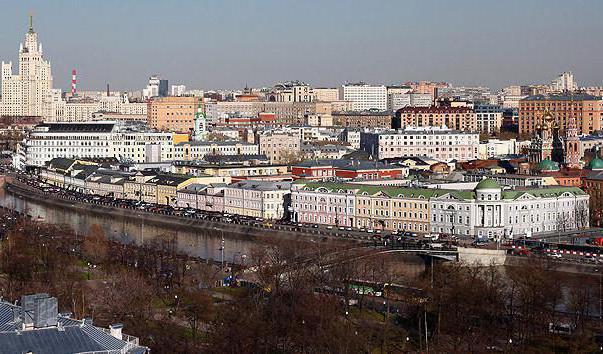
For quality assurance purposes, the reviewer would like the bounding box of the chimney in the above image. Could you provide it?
[106,83,110,97]
[110,323,123,340]
[71,69,77,97]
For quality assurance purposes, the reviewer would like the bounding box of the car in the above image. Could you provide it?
[391,230,399,235]
[312,224,319,228]
[297,223,303,227]
[375,230,382,234]
[585,256,598,263]
[326,226,333,230]
[547,253,562,259]
[366,229,374,233]
[346,227,352,231]
[338,227,345,230]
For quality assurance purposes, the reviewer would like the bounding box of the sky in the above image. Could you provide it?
[0,0,602,92]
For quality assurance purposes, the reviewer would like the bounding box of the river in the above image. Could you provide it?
[0,187,260,262]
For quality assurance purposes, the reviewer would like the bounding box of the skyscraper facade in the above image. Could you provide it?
[1,16,54,118]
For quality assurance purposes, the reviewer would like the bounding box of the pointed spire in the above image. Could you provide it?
[28,13,34,33]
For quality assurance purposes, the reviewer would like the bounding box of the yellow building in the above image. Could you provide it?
[354,187,431,232]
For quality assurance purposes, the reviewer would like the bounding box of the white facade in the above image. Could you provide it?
[1,19,54,118]
[223,180,291,219]
[171,85,187,96]
[388,92,433,111]
[174,141,259,161]
[430,182,589,239]
[475,105,503,133]
[550,72,577,92]
[478,139,517,159]
[361,126,479,161]
[15,121,175,169]
[340,83,387,111]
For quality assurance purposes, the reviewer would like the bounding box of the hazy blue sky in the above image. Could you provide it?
[1,0,602,91]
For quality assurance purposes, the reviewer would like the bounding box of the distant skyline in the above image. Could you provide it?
[1,0,602,92]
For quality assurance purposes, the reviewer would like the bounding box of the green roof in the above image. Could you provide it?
[295,181,474,200]
[589,157,603,170]
[475,178,501,190]
[536,159,560,172]
[295,181,586,202]
[502,186,586,200]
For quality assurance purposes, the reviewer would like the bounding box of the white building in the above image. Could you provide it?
[340,83,387,111]
[430,179,589,239]
[474,104,503,133]
[478,139,517,159]
[14,121,175,169]
[171,85,187,96]
[270,81,314,102]
[1,17,54,118]
[360,126,479,161]
[223,180,291,219]
[550,72,577,92]
[174,141,259,161]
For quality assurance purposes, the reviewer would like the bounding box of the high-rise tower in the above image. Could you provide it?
[0,15,54,118]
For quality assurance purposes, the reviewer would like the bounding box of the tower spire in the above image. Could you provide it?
[28,13,34,33]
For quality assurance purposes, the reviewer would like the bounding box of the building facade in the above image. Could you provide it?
[518,94,603,136]
[360,127,479,161]
[340,83,387,111]
[474,104,503,133]
[1,17,54,118]
[332,111,392,129]
[394,106,477,131]
[258,131,301,164]
[148,96,200,132]
[430,179,589,239]
[223,180,291,219]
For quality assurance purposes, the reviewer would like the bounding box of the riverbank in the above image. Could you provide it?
[5,180,354,246]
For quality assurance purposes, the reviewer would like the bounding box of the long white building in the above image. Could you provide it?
[360,126,479,161]
[430,179,589,239]
[14,121,175,169]
[1,17,54,118]
[340,83,387,111]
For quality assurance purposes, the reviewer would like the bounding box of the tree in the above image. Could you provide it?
[177,289,213,339]
[83,224,109,266]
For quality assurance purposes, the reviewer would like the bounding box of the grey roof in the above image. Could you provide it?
[0,297,148,354]
[47,158,76,171]
[228,180,291,191]
[147,174,192,186]
[176,140,256,147]
[294,159,402,171]
[37,122,116,133]
[521,94,602,101]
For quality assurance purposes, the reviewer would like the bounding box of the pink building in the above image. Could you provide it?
[176,183,226,213]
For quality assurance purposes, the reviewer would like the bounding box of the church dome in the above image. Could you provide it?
[588,157,603,171]
[475,178,501,191]
[536,159,560,172]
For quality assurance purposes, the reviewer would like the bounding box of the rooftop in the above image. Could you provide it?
[522,94,602,101]
[0,294,147,354]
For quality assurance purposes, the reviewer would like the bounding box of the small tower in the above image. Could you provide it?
[192,97,207,141]
[565,115,581,169]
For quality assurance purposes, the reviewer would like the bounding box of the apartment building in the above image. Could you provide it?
[258,131,301,164]
[394,106,477,131]
[147,96,200,132]
[360,126,479,161]
[223,180,291,219]
[340,83,387,111]
[518,94,603,136]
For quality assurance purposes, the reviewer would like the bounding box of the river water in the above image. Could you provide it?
[0,188,259,262]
